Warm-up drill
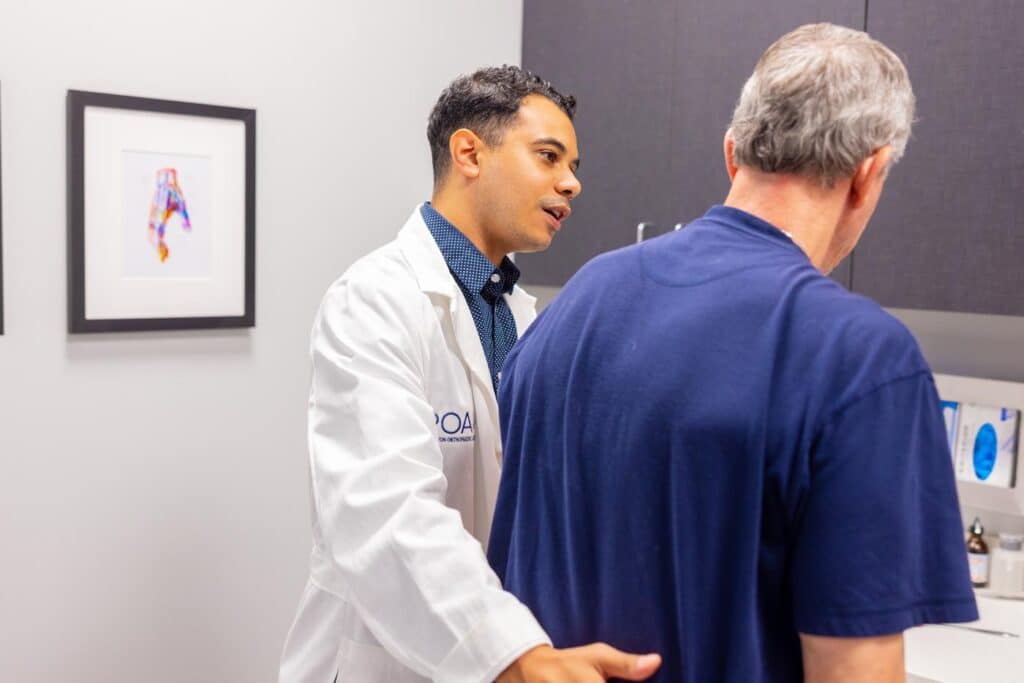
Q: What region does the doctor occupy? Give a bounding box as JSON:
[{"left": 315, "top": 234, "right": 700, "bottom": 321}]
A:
[{"left": 279, "top": 66, "right": 661, "bottom": 683}]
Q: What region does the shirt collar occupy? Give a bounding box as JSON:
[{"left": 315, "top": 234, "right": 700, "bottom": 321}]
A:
[
  {"left": 421, "top": 202, "right": 520, "bottom": 297},
  {"left": 702, "top": 205, "right": 806, "bottom": 256}
]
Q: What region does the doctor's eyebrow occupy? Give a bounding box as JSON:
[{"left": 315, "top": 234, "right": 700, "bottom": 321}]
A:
[{"left": 532, "top": 137, "right": 580, "bottom": 172}]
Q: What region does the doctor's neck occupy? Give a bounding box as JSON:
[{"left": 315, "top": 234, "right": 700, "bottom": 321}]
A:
[{"left": 430, "top": 191, "right": 508, "bottom": 266}]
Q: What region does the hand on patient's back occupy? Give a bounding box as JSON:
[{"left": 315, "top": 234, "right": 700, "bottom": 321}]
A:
[{"left": 497, "top": 643, "right": 662, "bottom": 682}]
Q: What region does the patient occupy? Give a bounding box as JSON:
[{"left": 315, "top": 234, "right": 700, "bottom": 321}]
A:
[{"left": 488, "top": 23, "right": 977, "bottom": 683}]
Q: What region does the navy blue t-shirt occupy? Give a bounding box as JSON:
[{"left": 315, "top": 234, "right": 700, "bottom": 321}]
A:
[{"left": 488, "top": 206, "right": 977, "bottom": 682}]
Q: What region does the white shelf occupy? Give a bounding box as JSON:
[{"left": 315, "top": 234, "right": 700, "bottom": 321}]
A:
[{"left": 905, "top": 595, "right": 1024, "bottom": 683}]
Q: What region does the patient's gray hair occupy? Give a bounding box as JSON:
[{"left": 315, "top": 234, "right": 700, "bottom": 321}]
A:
[{"left": 728, "top": 23, "right": 915, "bottom": 187}]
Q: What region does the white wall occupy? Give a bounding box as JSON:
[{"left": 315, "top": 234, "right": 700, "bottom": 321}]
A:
[{"left": 0, "top": 2, "right": 522, "bottom": 680}]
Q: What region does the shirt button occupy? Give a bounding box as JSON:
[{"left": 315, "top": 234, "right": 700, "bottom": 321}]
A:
[{"left": 490, "top": 273, "right": 501, "bottom": 284}]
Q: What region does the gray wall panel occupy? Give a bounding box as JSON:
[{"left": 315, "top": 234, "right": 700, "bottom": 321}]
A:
[
  {"left": 857, "top": 1, "right": 1024, "bottom": 314},
  {"left": 517, "top": 0, "right": 679, "bottom": 285},
  {"left": 519, "top": 1, "right": 866, "bottom": 287}
]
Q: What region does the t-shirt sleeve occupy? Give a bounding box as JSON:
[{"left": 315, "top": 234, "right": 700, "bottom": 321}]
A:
[{"left": 791, "top": 371, "right": 979, "bottom": 636}]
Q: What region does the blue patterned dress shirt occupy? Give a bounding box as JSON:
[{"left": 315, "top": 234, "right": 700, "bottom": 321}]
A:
[{"left": 421, "top": 203, "right": 520, "bottom": 393}]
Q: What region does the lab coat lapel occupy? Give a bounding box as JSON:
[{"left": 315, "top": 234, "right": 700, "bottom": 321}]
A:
[
  {"left": 449, "top": 296, "right": 496, "bottom": 405},
  {"left": 396, "top": 206, "right": 499, "bottom": 451},
  {"left": 504, "top": 285, "right": 538, "bottom": 335}
]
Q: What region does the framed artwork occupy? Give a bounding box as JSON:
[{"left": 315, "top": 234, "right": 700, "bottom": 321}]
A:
[{"left": 67, "top": 90, "right": 255, "bottom": 332}]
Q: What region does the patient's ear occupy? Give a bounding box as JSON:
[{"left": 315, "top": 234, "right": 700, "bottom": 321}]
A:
[
  {"left": 723, "top": 131, "right": 739, "bottom": 182},
  {"left": 849, "top": 145, "right": 893, "bottom": 209}
]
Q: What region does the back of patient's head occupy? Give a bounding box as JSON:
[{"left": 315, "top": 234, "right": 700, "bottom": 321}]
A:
[
  {"left": 426, "top": 65, "right": 576, "bottom": 187},
  {"left": 728, "top": 23, "right": 915, "bottom": 187}
]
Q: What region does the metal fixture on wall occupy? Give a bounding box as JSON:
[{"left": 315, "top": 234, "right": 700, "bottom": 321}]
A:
[{"left": 636, "top": 221, "right": 654, "bottom": 244}]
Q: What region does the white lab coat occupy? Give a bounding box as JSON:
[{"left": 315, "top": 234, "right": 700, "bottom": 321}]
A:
[{"left": 279, "top": 207, "right": 550, "bottom": 683}]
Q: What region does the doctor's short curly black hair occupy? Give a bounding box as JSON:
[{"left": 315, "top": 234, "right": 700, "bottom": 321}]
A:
[{"left": 427, "top": 65, "right": 576, "bottom": 185}]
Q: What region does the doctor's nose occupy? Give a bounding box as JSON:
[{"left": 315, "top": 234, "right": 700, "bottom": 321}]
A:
[{"left": 557, "top": 171, "right": 582, "bottom": 200}]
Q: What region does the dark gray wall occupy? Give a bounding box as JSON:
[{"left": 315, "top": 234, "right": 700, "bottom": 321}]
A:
[
  {"left": 518, "top": 0, "right": 679, "bottom": 284},
  {"left": 854, "top": 0, "right": 1024, "bottom": 315},
  {"left": 518, "top": 0, "right": 863, "bottom": 288}
]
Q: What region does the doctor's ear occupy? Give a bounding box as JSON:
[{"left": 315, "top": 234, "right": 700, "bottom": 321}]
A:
[{"left": 448, "top": 129, "right": 484, "bottom": 180}]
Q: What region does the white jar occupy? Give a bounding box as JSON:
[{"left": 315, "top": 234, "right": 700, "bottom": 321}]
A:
[{"left": 989, "top": 533, "right": 1024, "bottom": 595}]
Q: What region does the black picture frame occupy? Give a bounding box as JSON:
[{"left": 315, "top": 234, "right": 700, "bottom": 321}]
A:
[{"left": 67, "top": 90, "right": 256, "bottom": 333}]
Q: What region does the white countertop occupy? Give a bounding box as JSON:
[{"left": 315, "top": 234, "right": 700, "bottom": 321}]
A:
[{"left": 906, "top": 596, "right": 1024, "bottom": 682}]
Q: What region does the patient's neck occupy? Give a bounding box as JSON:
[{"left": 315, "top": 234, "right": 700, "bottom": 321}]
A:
[{"left": 723, "top": 168, "right": 847, "bottom": 272}]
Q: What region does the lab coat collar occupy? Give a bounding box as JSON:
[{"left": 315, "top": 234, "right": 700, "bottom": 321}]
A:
[
  {"left": 396, "top": 204, "right": 538, "bottom": 318},
  {"left": 396, "top": 205, "right": 460, "bottom": 299}
]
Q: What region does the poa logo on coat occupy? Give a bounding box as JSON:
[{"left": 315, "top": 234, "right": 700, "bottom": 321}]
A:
[{"left": 435, "top": 410, "right": 475, "bottom": 443}]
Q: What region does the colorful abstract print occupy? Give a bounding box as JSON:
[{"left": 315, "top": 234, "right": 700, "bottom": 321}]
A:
[{"left": 148, "top": 168, "right": 192, "bottom": 262}]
